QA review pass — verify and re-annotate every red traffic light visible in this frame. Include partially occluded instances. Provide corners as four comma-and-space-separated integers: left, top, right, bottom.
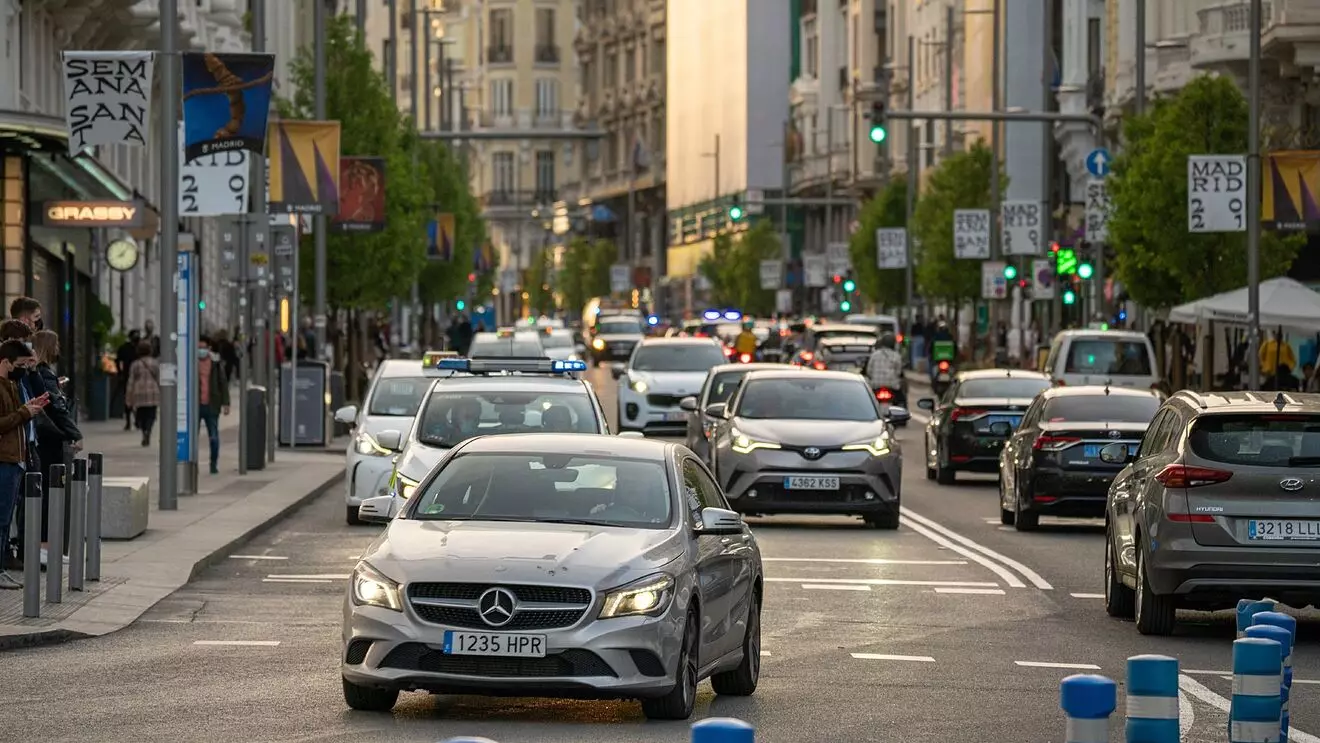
832, 274, 842, 284
467, 273, 476, 282
1018, 279, 1028, 288
1049, 242, 1060, 253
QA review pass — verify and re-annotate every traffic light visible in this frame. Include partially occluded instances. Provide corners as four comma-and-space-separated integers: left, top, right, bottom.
843, 278, 856, 293
865, 102, 887, 144
1077, 261, 1094, 280
1063, 289, 1077, 305
456, 299, 466, 311
840, 300, 852, 312
729, 204, 745, 221
198, 300, 206, 310
1003, 264, 1017, 280
832, 274, 843, 285
1055, 248, 1078, 275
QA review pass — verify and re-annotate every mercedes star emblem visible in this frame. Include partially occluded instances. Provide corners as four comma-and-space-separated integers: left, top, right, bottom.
1280, 478, 1304, 492
477, 587, 517, 627
1108, 430, 1123, 439
803, 447, 822, 459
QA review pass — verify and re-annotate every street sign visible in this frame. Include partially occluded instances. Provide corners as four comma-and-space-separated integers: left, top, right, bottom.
175, 249, 197, 466
609, 264, 630, 293
759, 259, 783, 290
953, 209, 992, 259
1031, 258, 1055, 300
803, 255, 828, 287
1085, 180, 1110, 242
981, 261, 1008, 299
1002, 200, 1045, 256
744, 188, 765, 215
178, 122, 248, 216
775, 289, 793, 314
826, 241, 851, 276
1086, 148, 1112, 178
1187, 154, 1246, 233
875, 228, 908, 269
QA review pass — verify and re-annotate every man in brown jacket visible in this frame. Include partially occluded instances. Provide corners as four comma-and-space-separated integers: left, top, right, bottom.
0, 340, 49, 588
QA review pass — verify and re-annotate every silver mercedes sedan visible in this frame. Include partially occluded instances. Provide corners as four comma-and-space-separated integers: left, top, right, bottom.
343, 434, 763, 720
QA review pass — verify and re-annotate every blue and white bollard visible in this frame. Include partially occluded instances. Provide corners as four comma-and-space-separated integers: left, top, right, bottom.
1231, 637, 1284, 743
691, 717, 755, 743
1248, 623, 1295, 743
1126, 654, 1180, 743
1237, 600, 1276, 638
1060, 674, 1117, 743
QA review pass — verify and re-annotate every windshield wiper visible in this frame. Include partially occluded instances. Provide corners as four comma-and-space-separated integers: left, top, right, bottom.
534, 518, 620, 527
418, 437, 448, 447
1288, 456, 1320, 466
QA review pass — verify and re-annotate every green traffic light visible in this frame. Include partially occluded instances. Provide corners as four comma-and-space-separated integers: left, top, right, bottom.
1077, 262, 1094, 280
868, 125, 887, 144
843, 280, 856, 292
1063, 289, 1077, 305
1056, 248, 1077, 275
729, 206, 744, 221
1003, 265, 1018, 280
456, 300, 466, 310
840, 300, 852, 312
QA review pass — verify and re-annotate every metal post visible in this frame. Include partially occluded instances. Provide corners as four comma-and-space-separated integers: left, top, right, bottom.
1042, 0, 1055, 336
713, 134, 720, 201
388, 0, 398, 95
288, 236, 300, 448
253, 0, 273, 464
313, 0, 330, 358
445, 56, 456, 132
87, 453, 102, 582
266, 282, 276, 462
22, 473, 40, 617
68, 459, 86, 591
1134, 0, 1146, 115
989, 0, 1003, 358
782, 118, 791, 251
904, 35, 916, 307
424, 17, 433, 132
825, 110, 834, 253
1247, 0, 1262, 390
158, 0, 180, 510
356, 0, 367, 35
45, 465, 65, 604
944, 4, 955, 158
238, 217, 250, 475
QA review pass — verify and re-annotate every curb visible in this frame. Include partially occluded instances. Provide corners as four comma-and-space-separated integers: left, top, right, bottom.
0, 470, 345, 652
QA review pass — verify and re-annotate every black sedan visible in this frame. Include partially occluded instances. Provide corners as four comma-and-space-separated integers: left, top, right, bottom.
918, 370, 1051, 485
998, 386, 1162, 531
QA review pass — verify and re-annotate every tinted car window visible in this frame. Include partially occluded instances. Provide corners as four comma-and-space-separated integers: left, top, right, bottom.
632, 344, 726, 372
1189, 414, 1320, 467
416, 391, 599, 446
470, 336, 544, 357
958, 378, 1051, 399
597, 319, 643, 335
737, 378, 879, 421
1065, 339, 1153, 375
1043, 395, 1161, 423
707, 371, 747, 404
367, 376, 430, 416
413, 453, 671, 528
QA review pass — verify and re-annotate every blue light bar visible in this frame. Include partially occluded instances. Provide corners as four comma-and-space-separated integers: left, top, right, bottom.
551, 360, 588, 372
422, 351, 461, 370
430, 357, 586, 375
723, 310, 742, 321
647, 315, 659, 326
433, 357, 471, 371
702, 309, 721, 321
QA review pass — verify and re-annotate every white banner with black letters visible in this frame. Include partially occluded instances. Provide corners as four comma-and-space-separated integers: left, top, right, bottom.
953, 209, 992, 259
1001, 200, 1045, 256
759, 260, 783, 290
179, 123, 250, 216
62, 51, 155, 155
875, 228, 907, 269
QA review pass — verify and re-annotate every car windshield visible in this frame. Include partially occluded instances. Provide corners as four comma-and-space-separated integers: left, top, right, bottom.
707, 371, 748, 404
1043, 395, 1161, 422
631, 344, 726, 372
958, 378, 1051, 399
416, 391, 600, 447
1189, 414, 1320, 467
412, 453, 672, 528
597, 319, 643, 335
366, 376, 430, 416
541, 332, 573, 349
1065, 339, 1153, 375
737, 378, 879, 421
470, 336, 544, 357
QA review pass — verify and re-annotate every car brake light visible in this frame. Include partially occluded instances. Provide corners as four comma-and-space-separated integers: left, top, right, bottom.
724, 347, 734, 356
949, 408, 987, 422
1168, 513, 1216, 523
813, 361, 826, 370
739, 353, 751, 363
938, 360, 950, 372
1155, 464, 1233, 488
802, 351, 814, 361
876, 388, 894, 402
1033, 435, 1081, 451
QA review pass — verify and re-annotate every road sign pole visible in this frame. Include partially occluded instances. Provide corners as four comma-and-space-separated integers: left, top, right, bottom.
1247, 0, 1263, 390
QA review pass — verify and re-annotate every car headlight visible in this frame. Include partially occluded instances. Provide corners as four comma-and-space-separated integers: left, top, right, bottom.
395, 473, 419, 499
351, 561, 403, 611
354, 432, 392, 456
599, 573, 675, 619
630, 378, 649, 393
843, 435, 892, 457
592, 338, 606, 350
731, 427, 781, 454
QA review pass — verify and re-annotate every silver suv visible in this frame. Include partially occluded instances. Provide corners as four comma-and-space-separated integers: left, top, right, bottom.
1102, 390, 1320, 635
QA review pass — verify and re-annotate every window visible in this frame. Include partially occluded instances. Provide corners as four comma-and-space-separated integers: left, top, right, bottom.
653, 110, 665, 158
535, 149, 556, 195
536, 8, 555, 47
651, 38, 665, 75
1064, 339, 1153, 376
604, 47, 617, 87
412, 453, 672, 528
957, 378, 1051, 400
1189, 415, 1320, 467
605, 131, 619, 172
491, 151, 515, 193
631, 344, 726, 373
804, 20, 819, 78
625, 45, 636, 82
1136, 410, 1172, 459
597, 318, 644, 335
535, 78, 559, 118
416, 390, 602, 447
489, 8, 513, 50
470, 330, 542, 357
705, 371, 749, 405
367, 376, 433, 416
489, 78, 513, 117
1042, 395, 1162, 423
736, 378, 880, 421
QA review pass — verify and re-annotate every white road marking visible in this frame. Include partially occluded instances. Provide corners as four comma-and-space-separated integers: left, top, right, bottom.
896, 515, 1027, 588
229, 554, 288, 560
1070, 593, 1104, 599
1179, 674, 1320, 743
1015, 661, 1101, 670
851, 653, 936, 662
760, 651, 772, 657
802, 584, 872, 591
901, 507, 1055, 589
1179, 691, 1195, 741
267, 574, 350, 579
193, 640, 281, 647
763, 557, 968, 566
933, 587, 1006, 595
765, 577, 999, 587
263, 578, 334, 584
1181, 669, 1229, 675
982, 518, 1002, 524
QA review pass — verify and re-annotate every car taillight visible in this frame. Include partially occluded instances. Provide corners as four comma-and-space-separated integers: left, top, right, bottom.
1154, 464, 1233, 488
896, 333, 905, 343
724, 347, 734, 356
876, 388, 894, 402
1168, 513, 1215, 523
949, 408, 987, 422
739, 353, 751, 363
1033, 435, 1081, 451
1053, 379, 1066, 386
802, 351, 814, 361
937, 361, 950, 372
813, 361, 826, 370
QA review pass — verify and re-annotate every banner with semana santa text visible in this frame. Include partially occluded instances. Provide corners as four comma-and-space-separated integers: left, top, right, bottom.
180, 52, 275, 162
332, 157, 386, 232
267, 121, 342, 215
62, 52, 155, 155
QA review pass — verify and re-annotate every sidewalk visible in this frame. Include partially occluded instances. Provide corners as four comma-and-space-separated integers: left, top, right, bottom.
0, 399, 345, 649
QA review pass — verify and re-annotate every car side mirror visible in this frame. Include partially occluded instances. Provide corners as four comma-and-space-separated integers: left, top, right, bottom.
334, 405, 358, 426
375, 429, 403, 451
887, 406, 911, 424
679, 396, 698, 412
989, 421, 1013, 437
1099, 442, 1132, 465
704, 403, 728, 419
699, 507, 743, 534
610, 363, 626, 380
357, 495, 395, 524
917, 398, 935, 410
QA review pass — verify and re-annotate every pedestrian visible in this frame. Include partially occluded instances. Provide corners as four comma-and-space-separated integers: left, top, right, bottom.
0, 321, 43, 570
30, 330, 82, 567
214, 329, 239, 382
116, 329, 141, 430
8, 296, 43, 331
0, 339, 49, 588
197, 335, 231, 474
126, 339, 161, 446
457, 314, 474, 355
142, 318, 161, 357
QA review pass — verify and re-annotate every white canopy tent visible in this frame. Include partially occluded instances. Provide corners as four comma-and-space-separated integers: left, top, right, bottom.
1168, 277, 1320, 332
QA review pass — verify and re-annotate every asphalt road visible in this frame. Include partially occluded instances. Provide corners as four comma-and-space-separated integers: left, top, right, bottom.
4, 366, 1319, 742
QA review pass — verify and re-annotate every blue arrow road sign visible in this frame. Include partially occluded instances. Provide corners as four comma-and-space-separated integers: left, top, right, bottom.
1086, 148, 1112, 178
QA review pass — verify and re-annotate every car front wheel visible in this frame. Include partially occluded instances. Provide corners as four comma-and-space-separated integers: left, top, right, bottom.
342, 678, 398, 712
346, 505, 365, 526
711, 594, 760, 696
641, 609, 699, 720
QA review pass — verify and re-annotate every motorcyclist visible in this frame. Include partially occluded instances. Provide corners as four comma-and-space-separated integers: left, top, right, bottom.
928, 319, 957, 381
865, 333, 906, 406
734, 322, 759, 358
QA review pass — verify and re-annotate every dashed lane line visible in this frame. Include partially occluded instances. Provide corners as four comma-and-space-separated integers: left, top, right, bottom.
901, 507, 1055, 590
1180, 674, 1320, 743
1070, 593, 1104, 599
263, 578, 334, 584
229, 554, 288, 560
1015, 661, 1101, 670
267, 574, 351, 579
802, 584, 871, 591
193, 640, 281, 647
763, 557, 969, 566
851, 653, 936, 663
765, 577, 999, 587
896, 514, 1027, 588
933, 587, 1005, 595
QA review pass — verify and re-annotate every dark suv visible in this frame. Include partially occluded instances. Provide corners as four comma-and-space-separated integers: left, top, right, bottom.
1102, 390, 1320, 635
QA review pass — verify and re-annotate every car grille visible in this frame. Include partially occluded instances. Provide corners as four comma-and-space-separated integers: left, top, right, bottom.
646, 394, 685, 407
780, 445, 843, 460
379, 643, 617, 678
344, 639, 373, 665
748, 482, 886, 503
407, 583, 592, 631
410, 583, 591, 604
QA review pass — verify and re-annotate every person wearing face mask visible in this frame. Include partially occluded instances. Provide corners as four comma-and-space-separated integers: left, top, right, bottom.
30, 330, 83, 568
8, 296, 42, 332
197, 335, 231, 474
0, 339, 49, 588
0, 321, 44, 571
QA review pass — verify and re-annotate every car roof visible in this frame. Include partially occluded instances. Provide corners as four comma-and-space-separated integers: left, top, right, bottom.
743, 368, 862, 383
1053, 329, 1149, 341
429, 375, 589, 394
1168, 390, 1320, 415
458, 432, 672, 462
707, 362, 803, 374
820, 335, 875, 344
1039, 385, 1164, 400
376, 359, 424, 378
956, 369, 1051, 381
639, 336, 722, 347
812, 324, 878, 333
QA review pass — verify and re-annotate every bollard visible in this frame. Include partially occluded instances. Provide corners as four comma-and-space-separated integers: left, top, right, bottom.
45, 464, 66, 604
86, 452, 103, 582
1237, 599, 1276, 637
1126, 655, 1180, 743
691, 718, 755, 743
1060, 674, 1117, 743
1248, 623, 1294, 743
67, 458, 87, 591
21, 473, 41, 618
1231, 637, 1284, 743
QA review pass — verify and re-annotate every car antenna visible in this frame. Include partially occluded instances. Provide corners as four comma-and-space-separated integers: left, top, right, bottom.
1274, 391, 1288, 410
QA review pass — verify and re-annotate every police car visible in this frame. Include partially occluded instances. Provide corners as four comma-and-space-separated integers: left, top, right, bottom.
374, 355, 619, 516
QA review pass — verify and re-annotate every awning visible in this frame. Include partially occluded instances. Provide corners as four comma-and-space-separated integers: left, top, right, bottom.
1167, 277, 1320, 332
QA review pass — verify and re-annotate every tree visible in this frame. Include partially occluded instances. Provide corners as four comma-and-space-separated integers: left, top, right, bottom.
415, 136, 482, 308
697, 221, 783, 315
524, 249, 556, 316
1107, 75, 1302, 308
557, 237, 615, 314
849, 178, 909, 309
912, 142, 1008, 305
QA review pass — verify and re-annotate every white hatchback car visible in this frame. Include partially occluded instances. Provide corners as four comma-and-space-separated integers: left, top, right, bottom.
614, 338, 728, 436
1042, 330, 1160, 390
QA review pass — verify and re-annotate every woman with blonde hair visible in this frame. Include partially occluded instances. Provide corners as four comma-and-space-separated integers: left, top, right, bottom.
30, 330, 82, 568
126, 339, 161, 446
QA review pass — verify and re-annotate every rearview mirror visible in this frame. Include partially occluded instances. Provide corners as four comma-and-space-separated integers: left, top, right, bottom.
704, 403, 728, 419
989, 421, 1013, 437
610, 363, 626, 380
357, 495, 396, 524
375, 429, 403, 451
917, 398, 935, 410
679, 396, 699, 412
334, 405, 358, 425
886, 406, 911, 424
1099, 442, 1132, 465
699, 507, 743, 534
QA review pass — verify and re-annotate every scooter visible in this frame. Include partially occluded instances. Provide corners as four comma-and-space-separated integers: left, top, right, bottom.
873, 385, 908, 427
932, 360, 954, 397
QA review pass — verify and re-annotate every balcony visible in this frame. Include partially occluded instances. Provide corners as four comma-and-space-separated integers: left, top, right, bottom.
1264, 0, 1320, 68
481, 189, 560, 218
1190, 2, 1267, 71
487, 45, 514, 65
536, 45, 561, 64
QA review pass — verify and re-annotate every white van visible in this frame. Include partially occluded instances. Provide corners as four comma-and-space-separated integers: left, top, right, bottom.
1043, 329, 1160, 389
